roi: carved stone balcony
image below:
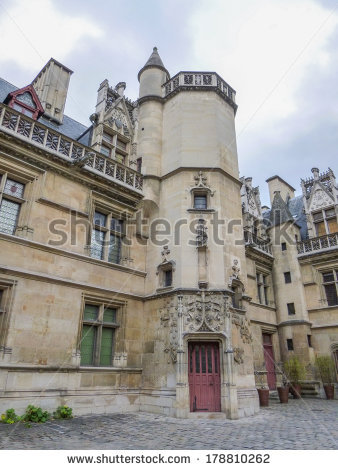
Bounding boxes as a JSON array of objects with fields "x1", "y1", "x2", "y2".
[
  {"x1": 244, "y1": 230, "x2": 272, "y2": 256},
  {"x1": 163, "y1": 72, "x2": 237, "y2": 111},
  {"x1": 0, "y1": 104, "x2": 143, "y2": 193},
  {"x1": 297, "y1": 232, "x2": 338, "y2": 255}
]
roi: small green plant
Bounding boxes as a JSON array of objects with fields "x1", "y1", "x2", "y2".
[
  {"x1": 315, "y1": 355, "x2": 336, "y2": 385},
  {"x1": 21, "y1": 405, "x2": 50, "y2": 423},
  {"x1": 1, "y1": 408, "x2": 21, "y2": 424},
  {"x1": 53, "y1": 405, "x2": 73, "y2": 420},
  {"x1": 284, "y1": 357, "x2": 306, "y2": 384}
]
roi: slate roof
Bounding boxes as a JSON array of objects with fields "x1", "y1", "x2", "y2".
[
  {"x1": 138, "y1": 47, "x2": 170, "y2": 81},
  {"x1": 263, "y1": 194, "x2": 308, "y2": 240},
  {"x1": 0, "y1": 77, "x2": 89, "y2": 142}
]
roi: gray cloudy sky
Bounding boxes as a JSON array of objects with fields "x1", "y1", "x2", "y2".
[{"x1": 0, "y1": 0, "x2": 337, "y2": 205}]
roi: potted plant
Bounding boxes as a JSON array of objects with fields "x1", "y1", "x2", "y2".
[
  {"x1": 315, "y1": 355, "x2": 336, "y2": 400},
  {"x1": 255, "y1": 369, "x2": 269, "y2": 406},
  {"x1": 277, "y1": 373, "x2": 289, "y2": 404},
  {"x1": 283, "y1": 357, "x2": 306, "y2": 399}
]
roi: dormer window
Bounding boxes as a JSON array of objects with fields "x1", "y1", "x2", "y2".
[
  {"x1": 100, "y1": 131, "x2": 128, "y2": 165},
  {"x1": 5, "y1": 85, "x2": 44, "y2": 120}
]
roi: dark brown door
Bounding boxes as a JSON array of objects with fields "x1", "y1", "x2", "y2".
[
  {"x1": 188, "y1": 342, "x2": 221, "y2": 412},
  {"x1": 263, "y1": 334, "x2": 276, "y2": 390}
]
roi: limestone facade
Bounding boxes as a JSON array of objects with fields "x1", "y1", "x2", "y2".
[{"x1": 0, "y1": 48, "x2": 336, "y2": 419}]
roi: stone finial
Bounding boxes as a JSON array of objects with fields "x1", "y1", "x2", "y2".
[
  {"x1": 311, "y1": 168, "x2": 319, "y2": 180},
  {"x1": 115, "y1": 82, "x2": 126, "y2": 97}
]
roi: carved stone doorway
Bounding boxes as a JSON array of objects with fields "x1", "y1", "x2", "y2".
[{"x1": 188, "y1": 342, "x2": 221, "y2": 412}]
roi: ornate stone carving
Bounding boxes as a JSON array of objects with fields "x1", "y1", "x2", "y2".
[
  {"x1": 233, "y1": 347, "x2": 244, "y2": 364},
  {"x1": 309, "y1": 187, "x2": 333, "y2": 211},
  {"x1": 183, "y1": 292, "x2": 224, "y2": 332},
  {"x1": 228, "y1": 259, "x2": 241, "y2": 287},
  {"x1": 196, "y1": 219, "x2": 208, "y2": 247},
  {"x1": 161, "y1": 245, "x2": 170, "y2": 262},
  {"x1": 232, "y1": 312, "x2": 252, "y2": 344},
  {"x1": 190, "y1": 171, "x2": 215, "y2": 196},
  {"x1": 160, "y1": 297, "x2": 179, "y2": 363}
]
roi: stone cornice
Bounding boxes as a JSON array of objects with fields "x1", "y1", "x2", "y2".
[
  {"x1": 0, "y1": 263, "x2": 146, "y2": 300},
  {"x1": 0, "y1": 232, "x2": 147, "y2": 277},
  {"x1": 0, "y1": 363, "x2": 142, "y2": 373},
  {"x1": 278, "y1": 319, "x2": 312, "y2": 327},
  {"x1": 36, "y1": 197, "x2": 89, "y2": 218}
]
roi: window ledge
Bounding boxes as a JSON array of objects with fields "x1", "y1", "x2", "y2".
[
  {"x1": 79, "y1": 366, "x2": 142, "y2": 372},
  {"x1": 187, "y1": 208, "x2": 215, "y2": 213},
  {"x1": 156, "y1": 286, "x2": 174, "y2": 293}
]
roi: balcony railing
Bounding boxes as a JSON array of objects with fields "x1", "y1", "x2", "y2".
[
  {"x1": 163, "y1": 72, "x2": 236, "y2": 108},
  {"x1": 244, "y1": 230, "x2": 272, "y2": 255},
  {"x1": 0, "y1": 104, "x2": 143, "y2": 193},
  {"x1": 297, "y1": 232, "x2": 338, "y2": 255}
]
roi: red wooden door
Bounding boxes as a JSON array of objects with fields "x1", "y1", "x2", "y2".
[
  {"x1": 263, "y1": 334, "x2": 276, "y2": 390},
  {"x1": 188, "y1": 342, "x2": 221, "y2": 412}
]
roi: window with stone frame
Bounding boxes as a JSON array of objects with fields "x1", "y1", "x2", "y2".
[
  {"x1": 287, "y1": 302, "x2": 296, "y2": 315},
  {"x1": 80, "y1": 303, "x2": 119, "y2": 366},
  {"x1": 312, "y1": 207, "x2": 338, "y2": 236},
  {"x1": 322, "y1": 270, "x2": 338, "y2": 306},
  {"x1": 0, "y1": 174, "x2": 25, "y2": 235},
  {"x1": 287, "y1": 338, "x2": 294, "y2": 351},
  {"x1": 193, "y1": 192, "x2": 208, "y2": 210},
  {"x1": 90, "y1": 209, "x2": 124, "y2": 264},
  {"x1": 158, "y1": 262, "x2": 174, "y2": 289},
  {"x1": 284, "y1": 271, "x2": 292, "y2": 283},
  {"x1": 100, "y1": 131, "x2": 129, "y2": 165},
  {"x1": 256, "y1": 272, "x2": 269, "y2": 305}
]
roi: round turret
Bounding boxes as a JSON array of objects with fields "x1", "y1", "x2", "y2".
[{"x1": 138, "y1": 47, "x2": 169, "y2": 98}]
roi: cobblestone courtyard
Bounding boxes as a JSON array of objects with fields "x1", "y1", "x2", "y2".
[{"x1": 0, "y1": 399, "x2": 337, "y2": 450}]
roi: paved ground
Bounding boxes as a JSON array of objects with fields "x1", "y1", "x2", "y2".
[{"x1": 0, "y1": 399, "x2": 337, "y2": 450}]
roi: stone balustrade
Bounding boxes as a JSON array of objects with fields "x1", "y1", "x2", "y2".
[
  {"x1": 163, "y1": 72, "x2": 236, "y2": 109},
  {"x1": 244, "y1": 230, "x2": 272, "y2": 255},
  {"x1": 297, "y1": 232, "x2": 338, "y2": 254},
  {"x1": 0, "y1": 103, "x2": 143, "y2": 192}
]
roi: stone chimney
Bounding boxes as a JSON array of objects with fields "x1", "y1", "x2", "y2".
[
  {"x1": 266, "y1": 175, "x2": 296, "y2": 205},
  {"x1": 32, "y1": 58, "x2": 73, "y2": 124}
]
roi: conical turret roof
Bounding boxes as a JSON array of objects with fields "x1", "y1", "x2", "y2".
[{"x1": 138, "y1": 47, "x2": 169, "y2": 81}]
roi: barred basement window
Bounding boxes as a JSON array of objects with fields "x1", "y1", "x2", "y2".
[
  {"x1": 90, "y1": 210, "x2": 124, "y2": 264},
  {"x1": 322, "y1": 270, "x2": 338, "y2": 306},
  {"x1": 0, "y1": 175, "x2": 25, "y2": 235},
  {"x1": 80, "y1": 304, "x2": 118, "y2": 366}
]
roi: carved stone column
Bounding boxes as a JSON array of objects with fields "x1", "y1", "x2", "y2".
[
  {"x1": 175, "y1": 294, "x2": 187, "y2": 417},
  {"x1": 223, "y1": 295, "x2": 238, "y2": 419}
]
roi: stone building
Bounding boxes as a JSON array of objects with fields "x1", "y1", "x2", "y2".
[{"x1": 0, "y1": 49, "x2": 336, "y2": 419}]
